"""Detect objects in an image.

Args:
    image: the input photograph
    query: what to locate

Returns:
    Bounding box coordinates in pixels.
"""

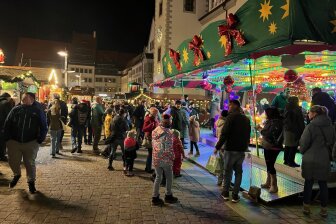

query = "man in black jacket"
[170,100,183,133]
[215,100,251,203]
[108,109,129,170]
[311,87,336,123]
[4,92,48,193]
[0,92,15,161]
[133,100,146,142]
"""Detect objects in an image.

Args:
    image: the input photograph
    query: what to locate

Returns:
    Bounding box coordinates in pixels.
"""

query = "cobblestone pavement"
[0,137,247,224]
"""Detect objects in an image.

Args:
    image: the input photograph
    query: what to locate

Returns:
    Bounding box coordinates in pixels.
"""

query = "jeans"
[153,165,173,197]
[7,140,39,182]
[125,158,134,172]
[264,149,281,174]
[50,130,62,155]
[84,124,92,144]
[304,179,328,207]
[71,126,85,149]
[190,141,199,153]
[223,151,245,195]
[92,126,102,148]
[109,138,125,166]
[145,148,153,171]
[136,127,144,143]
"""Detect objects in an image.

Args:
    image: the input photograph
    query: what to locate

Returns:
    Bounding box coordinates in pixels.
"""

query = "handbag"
[317,126,333,161]
[142,136,152,149]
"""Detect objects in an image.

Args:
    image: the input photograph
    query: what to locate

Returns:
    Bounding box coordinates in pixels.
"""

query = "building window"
[111,78,116,83]
[84,69,88,73]
[184,0,195,12]
[88,78,92,83]
[89,69,92,74]
[80,68,83,73]
[159,1,163,16]
[157,47,161,62]
[75,68,79,73]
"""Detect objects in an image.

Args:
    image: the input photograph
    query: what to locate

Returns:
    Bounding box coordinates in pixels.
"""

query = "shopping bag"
[206,154,221,174]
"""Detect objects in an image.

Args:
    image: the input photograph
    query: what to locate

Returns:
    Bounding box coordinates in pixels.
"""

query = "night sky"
[0,0,155,64]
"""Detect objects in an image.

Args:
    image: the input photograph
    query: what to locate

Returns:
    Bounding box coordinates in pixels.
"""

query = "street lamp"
[58,50,68,87]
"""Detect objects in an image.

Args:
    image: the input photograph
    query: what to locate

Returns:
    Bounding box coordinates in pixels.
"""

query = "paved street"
[0,136,335,224]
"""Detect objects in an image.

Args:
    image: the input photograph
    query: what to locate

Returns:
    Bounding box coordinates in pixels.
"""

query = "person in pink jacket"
[188,115,200,156]
[151,114,178,206]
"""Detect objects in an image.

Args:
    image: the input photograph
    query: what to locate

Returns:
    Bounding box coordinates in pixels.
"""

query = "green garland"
[0,71,41,87]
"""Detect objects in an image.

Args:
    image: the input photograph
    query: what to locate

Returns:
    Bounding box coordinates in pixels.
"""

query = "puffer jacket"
[152,125,174,167]
[110,115,129,140]
[4,103,48,143]
[300,115,335,181]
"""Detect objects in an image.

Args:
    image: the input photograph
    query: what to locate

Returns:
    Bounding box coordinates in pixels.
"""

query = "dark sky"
[0,0,155,64]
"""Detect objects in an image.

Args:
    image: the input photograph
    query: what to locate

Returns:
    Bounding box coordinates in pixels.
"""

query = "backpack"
[78,110,88,126]
[268,119,283,147]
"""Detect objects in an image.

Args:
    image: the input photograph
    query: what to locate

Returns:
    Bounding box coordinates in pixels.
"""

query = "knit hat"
[161,114,172,127]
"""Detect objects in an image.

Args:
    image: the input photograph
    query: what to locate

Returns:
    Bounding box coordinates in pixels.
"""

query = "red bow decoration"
[0,49,4,64]
[169,49,182,71]
[189,35,206,66]
[218,13,246,56]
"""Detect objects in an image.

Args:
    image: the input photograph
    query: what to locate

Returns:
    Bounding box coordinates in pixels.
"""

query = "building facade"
[153,0,246,97]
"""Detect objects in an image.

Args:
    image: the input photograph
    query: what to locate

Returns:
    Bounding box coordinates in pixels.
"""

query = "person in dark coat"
[0,92,15,161]
[170,100,183,134]
[300,105,335,217]
[215,100,251,203]
[50,93,68,149]
[133,100,146,142]
[283,96,305,167]
[311,87,336,123]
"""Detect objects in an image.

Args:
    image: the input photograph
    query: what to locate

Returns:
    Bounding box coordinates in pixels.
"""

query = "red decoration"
[223,75,235,86]
[218,13,246,56]
[284,70,298,83]
[225,86,233,93]
[189,35,206,66]
[255,84,262,94]
[0,49,4,64]
[169,49,182,71]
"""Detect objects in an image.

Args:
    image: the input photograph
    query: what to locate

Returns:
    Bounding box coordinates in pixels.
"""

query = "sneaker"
[164,194,178,204]
[9,175,21,188]
[174,174,182,178]
[231,194,240,203]
[152,196,164,206]
[56,152,62,155]
[71,147,77,153]
[320,208,328,218]
[221,191,230,201]
[52,155,56,158]
[289,163,300,168]
[188,151,193,156]
[195,152,200,157]
[28,181,36,194]
[77,148,83,153]
[108,166,114,171]
[303,203,311,215]
[127,171,134,177]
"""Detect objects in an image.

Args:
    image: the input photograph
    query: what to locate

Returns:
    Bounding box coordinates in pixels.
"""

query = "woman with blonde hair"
[47,99,63,158]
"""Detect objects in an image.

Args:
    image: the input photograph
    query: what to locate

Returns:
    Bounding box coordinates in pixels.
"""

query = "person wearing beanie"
[151,114,178,206]
[142,107,159,173]
[123,130,139,176]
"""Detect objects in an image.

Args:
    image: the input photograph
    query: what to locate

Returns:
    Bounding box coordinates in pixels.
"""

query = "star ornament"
[207,51,212,59]
[331,11,336,33]
[269,21,277,34]
[182,48,189,63]
[281,0,289,19]
[167,62,173,74]
[259,0,273,22]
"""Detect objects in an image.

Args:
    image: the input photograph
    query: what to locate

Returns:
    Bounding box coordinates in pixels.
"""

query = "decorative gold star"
[269,21,277,34]
[182,48,189,63]
[219,36,227,48]
[259,0,273,22]
[281,0,289,19]
[207,51,212,59]
[164,57,167,63]
[180,62,183,68]
[167,62,173,74]
[330,11,336,33]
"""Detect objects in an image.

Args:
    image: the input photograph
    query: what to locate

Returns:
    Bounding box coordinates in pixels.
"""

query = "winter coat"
[69,103,90,128]
[210,100,220,119]
[4,103,48,144]
[189,119,200,142]
[312,92,336,122]
[283,106,305,147]
[300,115,335,181]
[0,96,14,128]
[171,106,182,132]
[110,115,129,140]
[271,93,287,111]
[173,137,185,161]
[124,137,138,160]
[47,108,62,131]
[215,117,226,139]
[180,107,190,138]
[260,118,283,149]
[104,114,113,137]
[91,103,104,127]
[133,105,146,129]
[152,125,174,167]
[142,115,159,141]
[215,111,251,152]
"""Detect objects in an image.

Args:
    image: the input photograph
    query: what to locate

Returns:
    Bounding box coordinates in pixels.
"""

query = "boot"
[269,174,278,193]
[28,181,36,194]
[77,147,83,153]
[152,196,164,206]
[107,158,114,170]
[320,207,328,218]
[302,203,311,215]
[261,173,271,188]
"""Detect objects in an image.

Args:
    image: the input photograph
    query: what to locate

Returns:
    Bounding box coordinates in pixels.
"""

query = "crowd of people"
[1,88,336,216]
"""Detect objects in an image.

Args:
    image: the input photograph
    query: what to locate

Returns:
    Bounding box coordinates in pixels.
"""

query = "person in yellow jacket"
[104,108,113,138]
[101,108,113,158]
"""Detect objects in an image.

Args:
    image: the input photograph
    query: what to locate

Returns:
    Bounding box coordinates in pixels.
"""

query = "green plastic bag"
[206,154,221,174]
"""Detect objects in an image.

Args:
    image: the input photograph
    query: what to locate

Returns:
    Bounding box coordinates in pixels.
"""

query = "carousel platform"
[186,129,336,203]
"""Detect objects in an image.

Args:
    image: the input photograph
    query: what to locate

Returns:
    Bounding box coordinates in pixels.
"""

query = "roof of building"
[125,53,153,68]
